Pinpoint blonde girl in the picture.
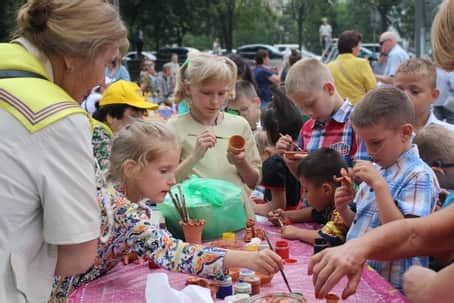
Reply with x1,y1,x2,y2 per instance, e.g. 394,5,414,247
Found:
52,120,281,299
168,53,262,219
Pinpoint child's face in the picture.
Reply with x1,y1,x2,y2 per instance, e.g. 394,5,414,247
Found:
133,149,180,203
394,73,439,121
299,176,335,211
288,83,336,122
187,79,230,121
354,121,413,168
227,96,261,130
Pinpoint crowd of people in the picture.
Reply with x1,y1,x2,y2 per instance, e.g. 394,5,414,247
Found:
2,0,454,303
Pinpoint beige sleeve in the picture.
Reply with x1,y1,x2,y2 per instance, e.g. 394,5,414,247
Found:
36,115,100,244
242,123,262,179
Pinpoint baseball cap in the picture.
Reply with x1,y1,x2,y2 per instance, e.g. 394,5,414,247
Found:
100,80,158,110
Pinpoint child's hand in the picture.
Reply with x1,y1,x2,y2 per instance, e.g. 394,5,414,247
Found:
226,149,246,166
267,208,285,226
192,129,217,161
276,134,294,154
352,160,385,189
248,249,282,275
280,225,301,240
334,167,355,211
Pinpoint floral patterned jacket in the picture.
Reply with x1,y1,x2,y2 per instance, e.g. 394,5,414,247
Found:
51,183,226,299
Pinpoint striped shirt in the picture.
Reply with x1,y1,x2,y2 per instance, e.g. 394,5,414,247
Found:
347,145,439,290
297,100,368,166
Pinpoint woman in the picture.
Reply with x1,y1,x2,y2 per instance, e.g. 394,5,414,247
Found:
0,0,127,301
92,80,157,171
327,30,376,105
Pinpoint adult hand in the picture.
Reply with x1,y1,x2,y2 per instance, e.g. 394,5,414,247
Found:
308,240,366,299
352,160,385,189
248,249,283,275
403,265,436,303
192,129,216,161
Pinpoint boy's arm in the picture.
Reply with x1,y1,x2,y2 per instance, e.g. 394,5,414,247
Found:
254,189,286,216
353,161,404,223
336,207,356,227
281,225,320,244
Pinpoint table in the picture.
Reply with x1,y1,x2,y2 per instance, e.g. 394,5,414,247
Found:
69,218,409,303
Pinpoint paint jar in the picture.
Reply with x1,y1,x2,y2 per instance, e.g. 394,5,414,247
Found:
234,282,252,295
239,269,255,283
275,240,290,259
216,275,233,299
243,276,260,295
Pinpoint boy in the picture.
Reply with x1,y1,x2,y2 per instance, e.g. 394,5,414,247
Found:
337,87,440,291
278,58,368,171
394,58,454,133
279,148,349,246
226,80,261,131
414,125,454,208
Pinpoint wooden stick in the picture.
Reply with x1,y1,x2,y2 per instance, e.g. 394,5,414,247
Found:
177,185,189,222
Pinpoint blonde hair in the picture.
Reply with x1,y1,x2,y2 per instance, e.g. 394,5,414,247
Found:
396,58,437,88
432,0,454,71
107,120,178,183
285,58,333,94
14,0,128,61
255,130,271,156
414,124,454,164
173,52,238,103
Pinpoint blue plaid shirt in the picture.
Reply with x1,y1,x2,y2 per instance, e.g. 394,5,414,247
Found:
346,145,439,291
297,100,369,167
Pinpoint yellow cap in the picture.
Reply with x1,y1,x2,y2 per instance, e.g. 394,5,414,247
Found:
100,80,158,110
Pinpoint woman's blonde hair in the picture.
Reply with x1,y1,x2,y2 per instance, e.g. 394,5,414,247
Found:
107,120,178,183
14,0,128,61
432,0,454,71
173,52,238,103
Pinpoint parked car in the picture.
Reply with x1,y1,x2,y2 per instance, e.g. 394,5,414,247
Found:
123,51,156,62
274,44,321,61
155,46,198,71
237,44,283,67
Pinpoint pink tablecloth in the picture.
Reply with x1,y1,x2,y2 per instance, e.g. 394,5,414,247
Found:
69,221,409,303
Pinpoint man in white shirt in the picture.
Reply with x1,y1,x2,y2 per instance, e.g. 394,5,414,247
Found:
320,17,332,58
376,31,409,85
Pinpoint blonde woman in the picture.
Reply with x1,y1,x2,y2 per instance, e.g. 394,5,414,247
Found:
52,120,282,299
167,53,262,219
0,0,127,301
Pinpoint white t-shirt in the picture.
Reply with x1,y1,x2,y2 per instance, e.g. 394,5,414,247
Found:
0,112,100,302
319,24,332,36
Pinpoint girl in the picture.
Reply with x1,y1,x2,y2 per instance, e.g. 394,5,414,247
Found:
52,120,282,299
92,80,157,171
253,88,303,216
167,53,262,219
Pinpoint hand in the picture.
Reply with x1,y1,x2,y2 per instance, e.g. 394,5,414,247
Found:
276,134,294,154
403,265,436,303
308,240,366,299
227,149,246,166
352,160,385,189
267,209,286,226
192,129,217,161
247,249,283,275
280,225,301,240
334,183,355,212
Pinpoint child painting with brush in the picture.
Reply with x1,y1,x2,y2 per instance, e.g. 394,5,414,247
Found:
51,120,282,299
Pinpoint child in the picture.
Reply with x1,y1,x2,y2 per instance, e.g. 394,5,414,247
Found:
278,58,368,173
225,80,261,131
337,87,440,291
280,148,349,245
51,120,282,299
167,53,262,219
92,80,157,171
253,89,303,216
414,125,454,208
394,58,454,133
